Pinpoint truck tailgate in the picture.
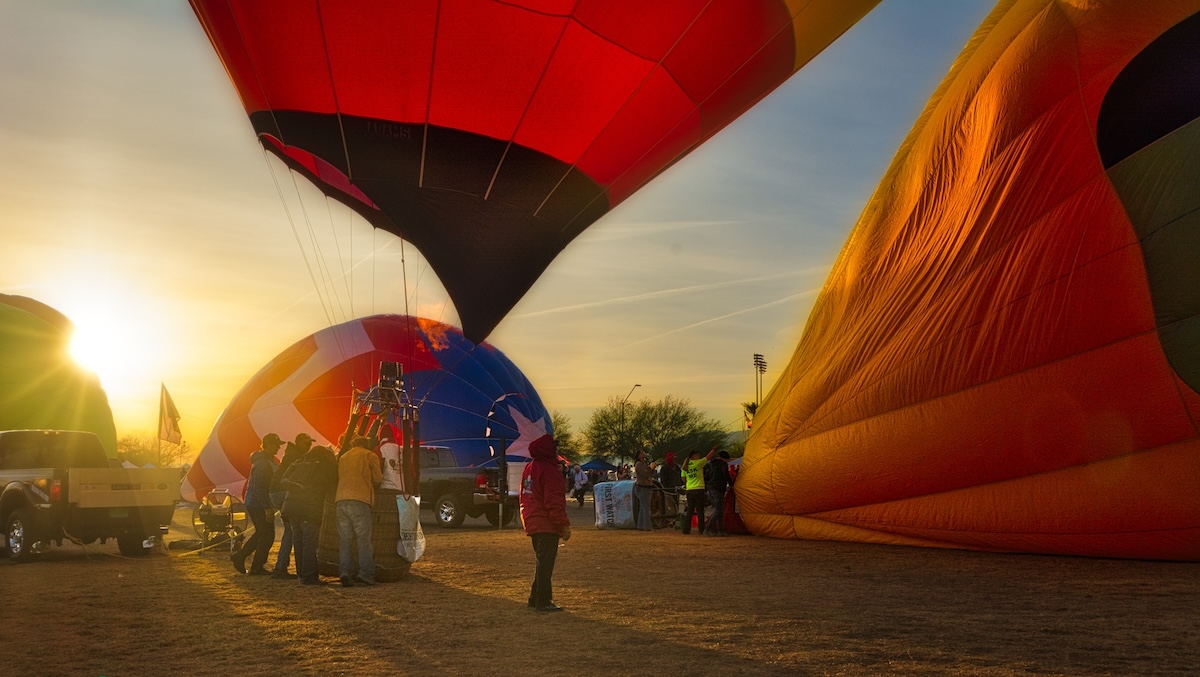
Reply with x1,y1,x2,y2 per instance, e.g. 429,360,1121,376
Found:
67,468,181,508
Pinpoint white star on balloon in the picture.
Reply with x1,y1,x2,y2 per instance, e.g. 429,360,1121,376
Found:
502,405,547,458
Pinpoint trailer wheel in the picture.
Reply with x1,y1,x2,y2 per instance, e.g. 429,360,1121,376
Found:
433,494,466,528
5,508,37,563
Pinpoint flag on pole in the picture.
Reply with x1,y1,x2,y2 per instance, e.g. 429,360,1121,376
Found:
159,383,182,444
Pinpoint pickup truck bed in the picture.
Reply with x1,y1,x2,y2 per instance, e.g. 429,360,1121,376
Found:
0,430,180,561
418,447,524,528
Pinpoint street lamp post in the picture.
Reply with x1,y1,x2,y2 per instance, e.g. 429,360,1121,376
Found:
620,383,641,461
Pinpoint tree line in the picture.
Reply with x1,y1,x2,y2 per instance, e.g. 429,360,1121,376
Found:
552,395,735,465
116,431,190,468
123,395,737,469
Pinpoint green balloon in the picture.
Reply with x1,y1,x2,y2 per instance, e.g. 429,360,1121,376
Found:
0,295,117,457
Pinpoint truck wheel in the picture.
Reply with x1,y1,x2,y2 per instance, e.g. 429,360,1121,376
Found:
117,533,152,557
5,508,37,563
485,506,516,527
433,494,466,528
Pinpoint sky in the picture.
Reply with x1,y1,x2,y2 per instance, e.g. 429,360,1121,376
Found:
0,1,994,447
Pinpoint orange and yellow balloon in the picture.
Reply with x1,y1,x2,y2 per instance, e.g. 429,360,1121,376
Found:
739,0,1200,560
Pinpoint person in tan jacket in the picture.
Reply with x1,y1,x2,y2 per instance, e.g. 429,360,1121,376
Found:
335,436,383,586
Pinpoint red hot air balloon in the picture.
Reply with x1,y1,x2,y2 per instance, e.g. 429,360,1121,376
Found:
189,0,879,341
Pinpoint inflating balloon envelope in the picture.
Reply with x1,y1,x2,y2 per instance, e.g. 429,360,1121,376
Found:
0,295,117,457
181,315,550,502
739,1,1200,560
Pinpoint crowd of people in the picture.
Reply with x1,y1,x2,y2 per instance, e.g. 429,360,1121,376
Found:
222,427,734,619
557,446,737,535
227,429,732,611
228,429,573,612
230,432,382,587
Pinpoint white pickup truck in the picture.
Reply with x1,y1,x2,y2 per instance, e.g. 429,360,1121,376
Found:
0,430,180,561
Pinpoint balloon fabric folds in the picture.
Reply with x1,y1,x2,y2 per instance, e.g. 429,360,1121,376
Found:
181,315,549,502
739,1,1200,560
0,295,118,457
188,0,879,342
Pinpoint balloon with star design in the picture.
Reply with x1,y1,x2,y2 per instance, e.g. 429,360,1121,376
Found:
181,315,549,501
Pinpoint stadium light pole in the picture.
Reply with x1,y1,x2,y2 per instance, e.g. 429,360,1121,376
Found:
620,383,641,461
753,354,767,406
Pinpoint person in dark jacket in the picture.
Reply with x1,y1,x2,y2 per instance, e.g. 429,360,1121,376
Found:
270,432,314,579
658,452,683,515
519,434,571,612
703,451,733,536
279,444,338,585
231,433,282,575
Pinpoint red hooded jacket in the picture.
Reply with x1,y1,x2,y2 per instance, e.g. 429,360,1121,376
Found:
519,435,570,536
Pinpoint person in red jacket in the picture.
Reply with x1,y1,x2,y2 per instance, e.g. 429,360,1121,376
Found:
519,434,572,612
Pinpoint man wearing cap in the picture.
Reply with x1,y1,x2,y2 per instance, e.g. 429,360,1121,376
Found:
279,443,339,585
232,432,282,575
520,434,571,612
270,432,314,579
335,436,383,587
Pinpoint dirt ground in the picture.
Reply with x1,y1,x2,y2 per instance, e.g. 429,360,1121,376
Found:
2,499,1198,677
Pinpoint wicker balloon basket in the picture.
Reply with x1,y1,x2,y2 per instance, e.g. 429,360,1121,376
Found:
317,488,412,582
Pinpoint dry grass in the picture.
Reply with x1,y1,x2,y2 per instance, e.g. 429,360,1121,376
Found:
2,502,1198,676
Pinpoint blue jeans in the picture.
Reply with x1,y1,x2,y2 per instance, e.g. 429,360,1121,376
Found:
336,500,375,579
272,517,293,573
634,485,653,530
705,488,726,534
234,505,275,571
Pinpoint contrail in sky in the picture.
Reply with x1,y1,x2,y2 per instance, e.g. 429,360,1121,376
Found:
599,288,819,354
513,266,828,319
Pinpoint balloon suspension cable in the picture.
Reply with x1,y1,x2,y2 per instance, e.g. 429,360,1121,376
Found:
292,171,348,325
372,228,377,316
400,238,412,319
261,147,363,366
400,239,416,393
319,195,352,318
262,146,335,329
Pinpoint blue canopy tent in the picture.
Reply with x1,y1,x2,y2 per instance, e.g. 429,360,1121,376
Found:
580,459,618,472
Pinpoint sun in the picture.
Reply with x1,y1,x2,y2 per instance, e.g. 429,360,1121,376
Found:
70,321,135,384
65,300,168,409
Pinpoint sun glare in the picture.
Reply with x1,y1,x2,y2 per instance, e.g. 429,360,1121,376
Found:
66,299,168,412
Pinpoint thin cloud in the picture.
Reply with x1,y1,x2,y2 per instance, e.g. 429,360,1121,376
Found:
597,289,819,355
581,219,738,242
513,266,828,319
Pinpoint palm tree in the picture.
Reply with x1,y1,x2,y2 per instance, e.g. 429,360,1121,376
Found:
741,401,758,430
